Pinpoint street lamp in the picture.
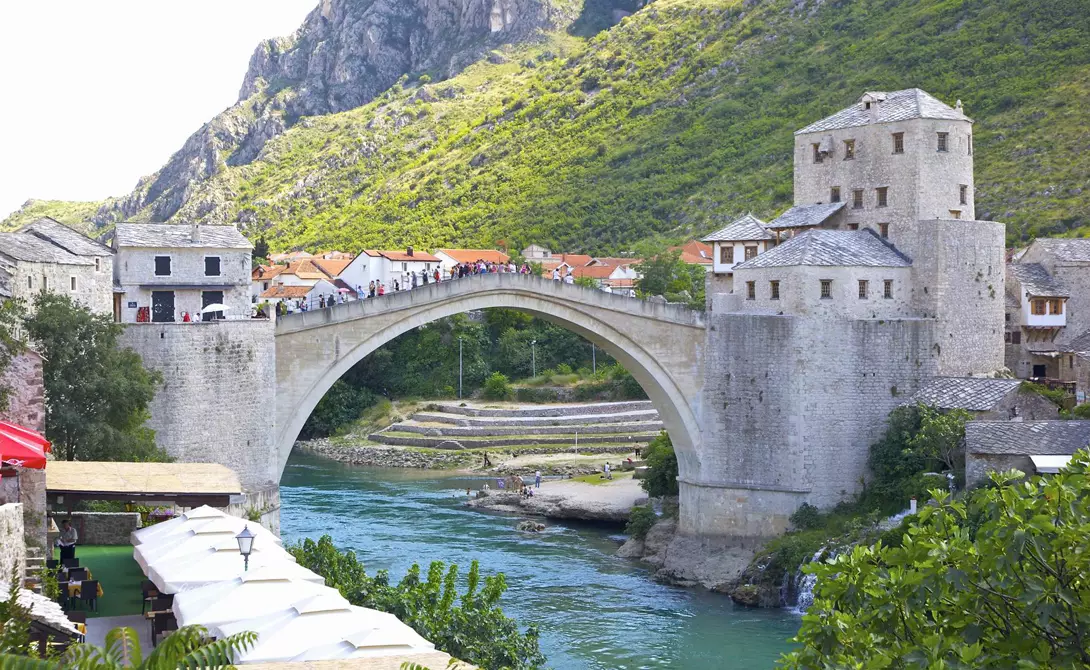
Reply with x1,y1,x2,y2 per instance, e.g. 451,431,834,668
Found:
458,337,464,399
235,525,255,572
531,340,537,378
591,343,596,375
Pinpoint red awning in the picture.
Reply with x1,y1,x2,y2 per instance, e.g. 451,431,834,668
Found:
0,422,50,469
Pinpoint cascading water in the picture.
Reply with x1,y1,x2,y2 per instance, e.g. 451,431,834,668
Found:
788,548,827,614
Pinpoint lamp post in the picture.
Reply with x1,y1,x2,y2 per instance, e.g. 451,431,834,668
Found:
235,525,255,572
591,343,596,375
531,340,537,378
458,337,464,399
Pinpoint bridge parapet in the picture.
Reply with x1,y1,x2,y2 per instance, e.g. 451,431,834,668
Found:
275,274,705,335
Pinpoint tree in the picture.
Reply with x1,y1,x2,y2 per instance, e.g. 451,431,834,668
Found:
781,450,1090,670
23,293,167,462
1,624,255,669
289,535,545,670
641,431,678,497
252,237,270,266
908,404,970,475
633,250,706,309
573,276,599,289
300,380,377,439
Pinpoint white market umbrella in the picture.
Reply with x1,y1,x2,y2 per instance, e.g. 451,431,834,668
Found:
148,543,298,593
214,594,434,664
201,303,230,314
131,505,226,546
135,524,282,573
172,565,330,628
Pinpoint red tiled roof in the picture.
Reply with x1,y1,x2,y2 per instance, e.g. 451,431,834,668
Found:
311,258,352,277
252,265,285,280
270,251,313,262
437,249,511,264
282,260,328,279
605,278,637,287
260,285,312,299
671,241,713,264
557,254,593,267
589,257,640,268
364,249,441,262
572,265,616,279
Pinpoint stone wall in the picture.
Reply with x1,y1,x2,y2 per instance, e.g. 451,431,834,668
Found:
119,320,277,489
966,453,1033,487
10,260,111,317
224,484,281,537
736,264,914,319
0,503,26,586
692,312,938,539
116,247,251,323
69,512,142,545
0,350,47,550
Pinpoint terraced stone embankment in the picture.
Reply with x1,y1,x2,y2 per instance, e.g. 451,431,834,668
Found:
368,401,662,450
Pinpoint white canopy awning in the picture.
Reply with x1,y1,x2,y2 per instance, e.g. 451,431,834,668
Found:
135,525,282,574
172,565,331,628
214,594,434,664
130,505,227,545
148,543,298,594
1030,454,1073,474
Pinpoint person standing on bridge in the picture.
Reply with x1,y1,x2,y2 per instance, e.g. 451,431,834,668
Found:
433,268,440,283
564,271,575,285
552,267,561,281
421,269,428,285
368,281,376,298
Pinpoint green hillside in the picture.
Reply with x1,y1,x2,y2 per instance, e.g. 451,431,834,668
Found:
2,199,101,233
9,0,1090,250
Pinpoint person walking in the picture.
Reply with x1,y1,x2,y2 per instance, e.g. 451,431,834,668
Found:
433,268,441,283
535,470,542,488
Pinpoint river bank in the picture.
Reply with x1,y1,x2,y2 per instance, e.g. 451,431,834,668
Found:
465,474,647,523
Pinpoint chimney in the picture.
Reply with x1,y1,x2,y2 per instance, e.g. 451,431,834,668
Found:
955,99,963,112
406,246,414,257
191,224,202,243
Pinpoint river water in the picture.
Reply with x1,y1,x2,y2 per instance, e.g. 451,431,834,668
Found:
280,452,799,669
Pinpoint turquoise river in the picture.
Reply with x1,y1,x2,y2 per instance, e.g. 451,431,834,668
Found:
280,451,800,669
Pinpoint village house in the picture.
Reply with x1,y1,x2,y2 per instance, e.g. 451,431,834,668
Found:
670,240,714,270
964,420,1090,486
434,248,511,276
259,278,349,311
337,248,441,292
907,376,1058,421
0,218,114,317
520,244,552,260
702,214,777,292
112,223,252,323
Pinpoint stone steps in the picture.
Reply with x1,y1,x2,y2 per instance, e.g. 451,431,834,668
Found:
411,409,660,426
390,420,663,437
369,432,657,449
427,400,655,418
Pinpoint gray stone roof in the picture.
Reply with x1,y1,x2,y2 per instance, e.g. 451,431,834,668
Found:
114,223,252,250
910,377,1022,411
966,420,1090,456
0,582,80,637
1008,263,1067,298
1031,238,1090,263
20,217,112,257
0,233,93,265
733,229,911,270
796,89,971,135
1059,330,1090,357
767,202,845,230
702,214,774,242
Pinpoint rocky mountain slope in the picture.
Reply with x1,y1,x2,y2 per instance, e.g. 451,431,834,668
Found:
7,0,1090,248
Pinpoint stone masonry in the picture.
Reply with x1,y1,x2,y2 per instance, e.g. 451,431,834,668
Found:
0,350,47,549
69,512,142,545
0,503,26,586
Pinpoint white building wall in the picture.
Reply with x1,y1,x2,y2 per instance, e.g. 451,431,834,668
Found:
116,247,251,322
712,241,773,274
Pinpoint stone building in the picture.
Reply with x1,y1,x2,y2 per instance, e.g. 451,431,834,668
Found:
112,224,252,323
338,248,441,290
696,89,1006,538
1005,238,1090,396
908,376,1058,421
702,214,776,292
965,420,1090,486
0,218,113,316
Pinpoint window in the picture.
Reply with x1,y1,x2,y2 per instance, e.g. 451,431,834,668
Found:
719,245,733,264
820,279,832,299
94,257,101,272
154,255,171,276
879,222,890,238
26,277,31,289
968,134,973,155
960,184,968,205
204,256,221,276
892,132,904,154
812,143,823,164
744,245,758,261
402,262,408,271
847,223,859,231
1011,331,1021,344
770,280,780,300
858,279,869,299
42,277,48,291
746,281,755,300
1031,299,1047,315
852,189,864,209
1049,299,1064,315
843,140,855,160
937,132,949,152
70,276,77,291
830,187,841,203
876,187,888,207
949,210,962,219
883,279,893,299
1005,332,1012,344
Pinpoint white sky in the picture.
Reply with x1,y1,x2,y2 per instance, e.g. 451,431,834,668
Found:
0,0,316,219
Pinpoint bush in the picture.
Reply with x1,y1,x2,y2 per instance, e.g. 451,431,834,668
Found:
789,503,823,530
626,504,657,539
554,363,574,375
641,432,678,497
483,372,512,400
300,380,377,439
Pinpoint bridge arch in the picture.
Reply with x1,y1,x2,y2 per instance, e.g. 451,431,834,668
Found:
273,275,706,482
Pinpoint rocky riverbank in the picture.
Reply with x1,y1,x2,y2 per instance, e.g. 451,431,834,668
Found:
615,516,757,593
295,439,473,469
466,476,647,524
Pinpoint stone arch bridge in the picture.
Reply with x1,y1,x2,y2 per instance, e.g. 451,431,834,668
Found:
273,274,707,486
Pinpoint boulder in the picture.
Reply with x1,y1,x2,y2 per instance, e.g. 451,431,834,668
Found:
516,520,545,532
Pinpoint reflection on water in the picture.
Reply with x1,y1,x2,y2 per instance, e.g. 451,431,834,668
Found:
280,451,798,669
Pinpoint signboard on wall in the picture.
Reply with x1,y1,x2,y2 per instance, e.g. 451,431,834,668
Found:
127,302,137,308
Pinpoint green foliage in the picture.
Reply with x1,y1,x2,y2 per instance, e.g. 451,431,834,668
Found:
1022,381,1070,407
300,379,378,439
289,535,545,670
1066,403,1090,419
625,503,657,539
0,201,101,232
0,298,26,411
482,372,512,400
23,293,167,462
573,275,598,288
0,576,36,658
781,450,1090,670
634,250,702,303
640,431,678,497
788,503,822,531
